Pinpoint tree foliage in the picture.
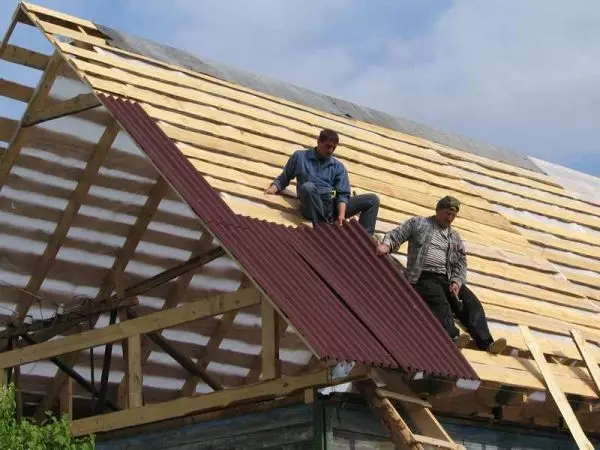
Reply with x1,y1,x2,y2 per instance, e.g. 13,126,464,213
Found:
0,384,95,450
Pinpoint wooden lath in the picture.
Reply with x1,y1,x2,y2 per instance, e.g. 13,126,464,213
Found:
519,326,594,450
4,2,600,441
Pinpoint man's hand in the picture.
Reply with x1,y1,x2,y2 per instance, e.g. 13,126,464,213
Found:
335,215,345,227
449,282,460,297
264,184,278,195
376,243,390,256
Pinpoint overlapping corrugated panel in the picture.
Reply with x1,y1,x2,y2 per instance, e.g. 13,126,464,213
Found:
100,93,477,379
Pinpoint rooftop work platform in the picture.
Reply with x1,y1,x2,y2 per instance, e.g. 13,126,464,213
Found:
0,3,599,449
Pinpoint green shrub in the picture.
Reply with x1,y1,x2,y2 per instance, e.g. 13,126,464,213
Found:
0,384,95,449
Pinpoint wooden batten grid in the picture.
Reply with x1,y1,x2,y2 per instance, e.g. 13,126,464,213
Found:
1,2,600,446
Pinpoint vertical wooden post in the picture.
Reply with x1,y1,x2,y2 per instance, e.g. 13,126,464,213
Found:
261,297,280,381
59,377,73,420
126,334,143,409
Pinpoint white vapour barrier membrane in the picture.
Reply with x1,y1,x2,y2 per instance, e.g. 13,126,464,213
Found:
0,67,314,404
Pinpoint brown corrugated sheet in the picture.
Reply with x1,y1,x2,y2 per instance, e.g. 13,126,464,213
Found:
99,93,478,379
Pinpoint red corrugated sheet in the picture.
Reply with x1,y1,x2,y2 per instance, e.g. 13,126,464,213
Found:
99,93,478,379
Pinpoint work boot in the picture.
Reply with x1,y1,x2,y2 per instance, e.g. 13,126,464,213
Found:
453,333,471,349
487,337,507,355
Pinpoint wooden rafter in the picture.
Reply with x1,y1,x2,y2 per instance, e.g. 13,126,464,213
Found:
14,120,119,321
0,4,22,59
179,277,252,397
126,308,223,391
35,176,173,419
520,325,594,450
0,78,33,103
71,366,369,437
119,233,215,400
0,50,63,186
23,92,100,127
1,44,49,71
0,288,261,370
570,329,600,396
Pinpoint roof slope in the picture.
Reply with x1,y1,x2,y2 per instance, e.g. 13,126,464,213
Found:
2,2,600,412
95,23,542,174
101,93,477,378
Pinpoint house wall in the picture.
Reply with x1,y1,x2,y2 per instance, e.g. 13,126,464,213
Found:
96,403,315,450
96,400,599,450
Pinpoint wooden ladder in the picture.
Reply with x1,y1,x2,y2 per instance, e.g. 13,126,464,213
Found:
520,325,597,450
359,372,466,450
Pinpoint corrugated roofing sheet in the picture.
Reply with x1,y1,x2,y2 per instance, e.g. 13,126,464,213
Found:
99,93,478,379
96,24,543,174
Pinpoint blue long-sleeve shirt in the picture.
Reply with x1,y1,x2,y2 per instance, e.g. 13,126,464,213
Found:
272,148,351,204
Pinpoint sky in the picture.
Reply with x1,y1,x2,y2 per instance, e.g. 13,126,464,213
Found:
1,0,599,176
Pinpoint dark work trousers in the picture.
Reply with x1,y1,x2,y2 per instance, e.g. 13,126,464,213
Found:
298,182,380,235
414,271,494,350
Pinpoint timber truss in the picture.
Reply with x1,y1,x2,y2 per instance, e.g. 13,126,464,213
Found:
0,3,599,450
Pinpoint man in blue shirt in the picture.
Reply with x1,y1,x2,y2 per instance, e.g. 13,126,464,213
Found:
265,129,380,235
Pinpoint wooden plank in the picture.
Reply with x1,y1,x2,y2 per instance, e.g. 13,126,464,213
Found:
530,234,600,268
165,125,493,212
57,42,442,165
1,44,49,70
570,329,600,396
58,377,73,420
477,287,600,331
87,75,481,197
73,60,462,186
358,380,425,450
34,20,108,47
0,117,18,142
23,92,100,126
14,121,119,320
71,367,367,436
118,233,214,400
125,334,143,409
468,272,588,311
376,388,431,408
460,165,600,220
484,190,600,233
510,213,600,251
520,325,594,449
0,78,33,102
55,39,431,154
0,51,63,184
179,140,516,234
261,297,280,381
193,168,527,255
22,2,97,29
179,278,254,397
430,141,563,190
0,5,24,61
0,288,261,369
413,435,465,450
